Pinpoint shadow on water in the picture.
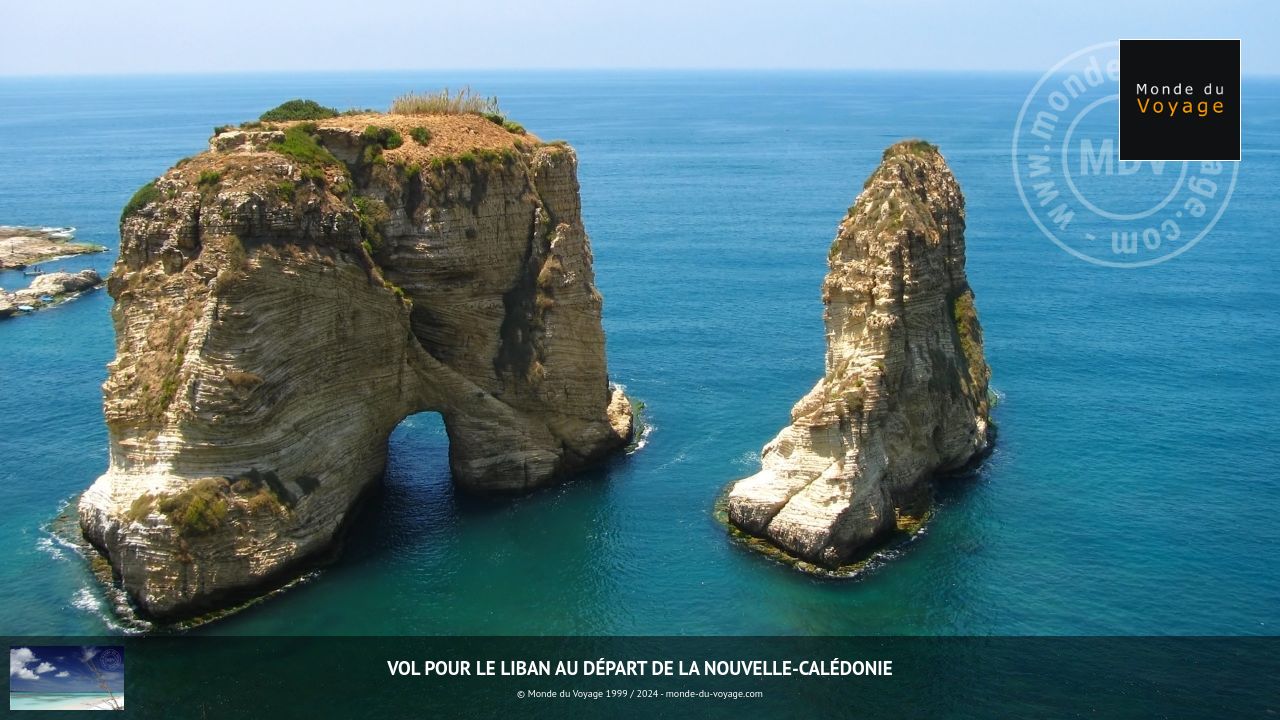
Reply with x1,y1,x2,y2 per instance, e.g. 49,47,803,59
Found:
340,411,632,563
203,409,634,634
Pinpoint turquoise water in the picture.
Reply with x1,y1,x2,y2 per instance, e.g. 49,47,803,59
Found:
1,72,1277,637
9,692,123,711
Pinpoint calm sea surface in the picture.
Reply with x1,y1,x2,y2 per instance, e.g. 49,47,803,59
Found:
1,72,1277,636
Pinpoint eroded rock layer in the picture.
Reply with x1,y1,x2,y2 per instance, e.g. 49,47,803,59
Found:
80,114,632,619
726,141,992,568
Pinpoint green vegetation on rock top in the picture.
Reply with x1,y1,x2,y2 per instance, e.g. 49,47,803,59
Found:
483,113,526,134
269,124,341,178
260,99,339,122
362,125,404,150
883,139,938,161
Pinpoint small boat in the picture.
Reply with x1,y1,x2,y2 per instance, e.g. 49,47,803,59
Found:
22,264,44,276
17,304,35,312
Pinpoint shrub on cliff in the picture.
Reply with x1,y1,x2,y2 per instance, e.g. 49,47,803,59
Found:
197,170,222,188
354,196,390,253
390,87,499,116
156,478,230,537
260,99,339,122
269,125,340,175
409,126,432,145
361,125,404,149
483,112,526,134
121,180,160,223
953,294,982,370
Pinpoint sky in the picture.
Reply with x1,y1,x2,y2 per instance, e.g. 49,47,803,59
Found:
3,0,1278,76
9,646,125,694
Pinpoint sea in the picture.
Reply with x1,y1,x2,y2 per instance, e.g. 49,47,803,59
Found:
0,71,1277,645
8,692,123,711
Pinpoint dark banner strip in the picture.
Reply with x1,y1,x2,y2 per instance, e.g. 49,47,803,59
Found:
5,637,1277,718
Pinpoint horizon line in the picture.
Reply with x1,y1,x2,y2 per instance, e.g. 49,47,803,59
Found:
3,67,1278,80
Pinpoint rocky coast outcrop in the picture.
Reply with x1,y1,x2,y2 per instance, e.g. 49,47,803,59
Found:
0,226,105,269
0,269,103,318
726,141,992,569
80,108,632,620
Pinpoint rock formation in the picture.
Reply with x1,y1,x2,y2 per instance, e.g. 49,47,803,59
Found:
726,141,992,569
80,111,632,619
0,269,103,319
0,226,105,270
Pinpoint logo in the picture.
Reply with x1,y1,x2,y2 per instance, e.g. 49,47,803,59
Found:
1120,39,1241,161
1013,41,1238,267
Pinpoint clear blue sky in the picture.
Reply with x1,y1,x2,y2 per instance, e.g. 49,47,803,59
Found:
4,0,1277,75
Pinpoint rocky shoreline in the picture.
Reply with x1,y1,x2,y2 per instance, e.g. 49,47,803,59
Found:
0,226,105,270
0,269,103,319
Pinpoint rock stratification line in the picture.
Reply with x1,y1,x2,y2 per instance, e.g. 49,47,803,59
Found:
726,141,992,568
79,113,632,620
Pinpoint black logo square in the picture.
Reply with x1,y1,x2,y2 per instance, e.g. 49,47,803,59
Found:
1120,39,1240,161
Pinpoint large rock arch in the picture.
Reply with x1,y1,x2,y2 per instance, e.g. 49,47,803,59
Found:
79,115,632,620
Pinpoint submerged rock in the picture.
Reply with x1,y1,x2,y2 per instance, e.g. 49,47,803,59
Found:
726,141,992,568
80,110,632,620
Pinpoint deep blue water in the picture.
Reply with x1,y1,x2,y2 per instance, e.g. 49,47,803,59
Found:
1,72,1277,636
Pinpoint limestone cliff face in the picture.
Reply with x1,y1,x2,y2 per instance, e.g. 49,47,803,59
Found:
726,141,992,568
80,114,632,619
